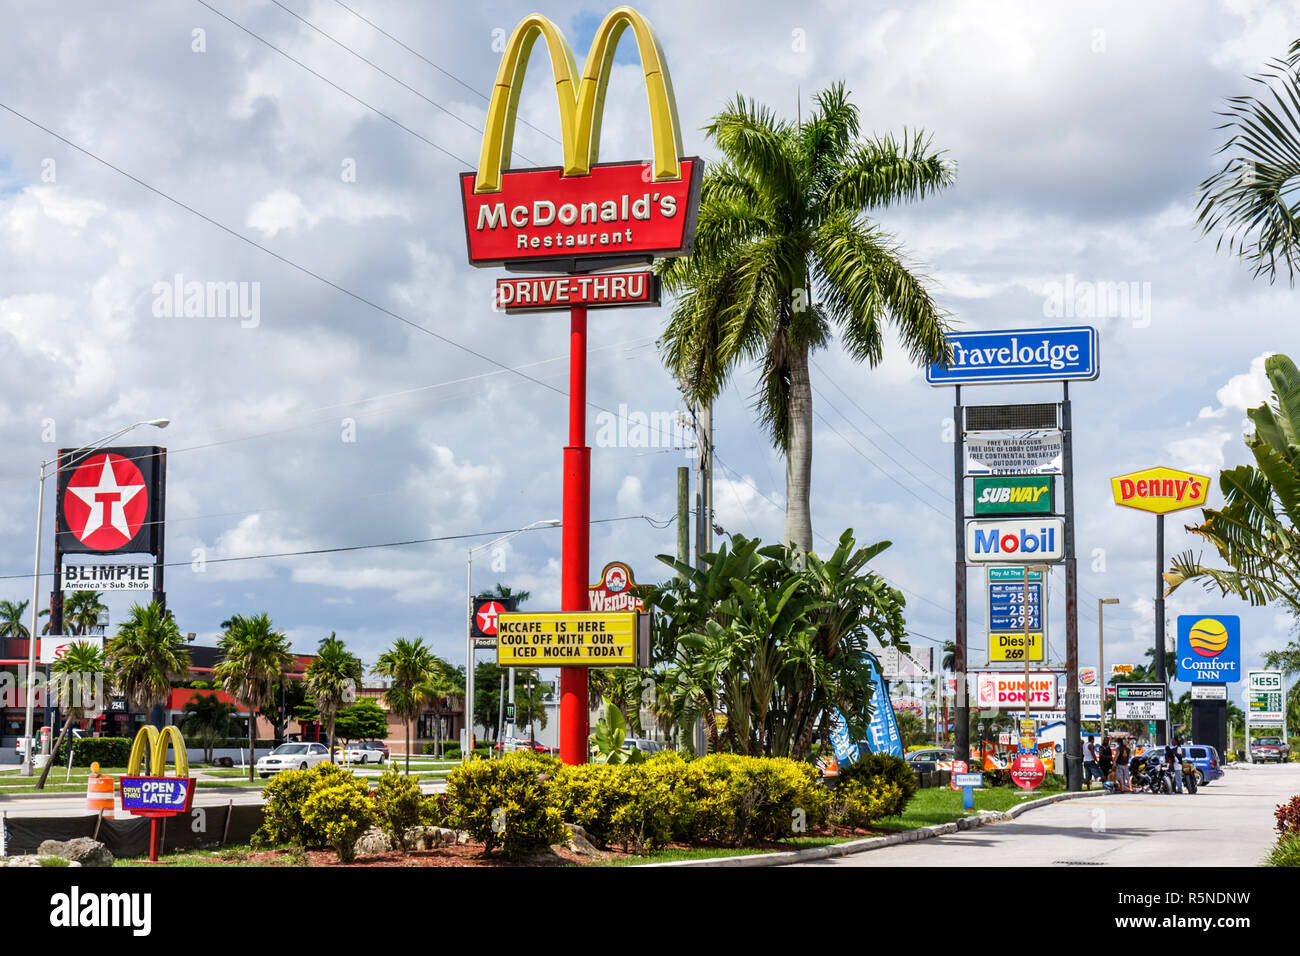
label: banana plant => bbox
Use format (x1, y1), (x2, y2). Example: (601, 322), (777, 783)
(1168, 354), (1300, 613)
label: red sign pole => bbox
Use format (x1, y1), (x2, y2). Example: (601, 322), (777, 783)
(559, 305), (591, 765)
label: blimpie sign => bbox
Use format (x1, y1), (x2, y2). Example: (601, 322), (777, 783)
(61, 564), (153, 591)
(1110, 466), (1210, 515)
(496, 271), (660, 313)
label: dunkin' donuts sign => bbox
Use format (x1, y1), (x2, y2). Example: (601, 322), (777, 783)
(974, 673), (1058, 710)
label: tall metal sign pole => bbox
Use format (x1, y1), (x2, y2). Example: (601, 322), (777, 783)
(1109, 465), (1211, 748)
(953, 387), (968, 763)
(928, 326), (1098, 791)
(460, 7), (701, 765)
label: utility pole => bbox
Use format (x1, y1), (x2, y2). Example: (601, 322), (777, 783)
(676, 465), (691, 755)
(693, 402), (713, 756)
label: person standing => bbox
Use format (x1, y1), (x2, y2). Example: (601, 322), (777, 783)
(1099, 735), (1114, 791)
(1166, 737), (1185, 794)
(1115, 740), (1132, 792)
(1084, 735), (1101, 789)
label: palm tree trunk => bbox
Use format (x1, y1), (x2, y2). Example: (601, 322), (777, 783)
(36, 717), (76, 790)
(327, 713), (336, 764)
(783, 343), (814, 552)
(405, 718), (411, 775)
(247, 707), (256, 783)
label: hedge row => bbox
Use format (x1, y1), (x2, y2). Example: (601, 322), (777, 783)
(444, 750), (917, 858)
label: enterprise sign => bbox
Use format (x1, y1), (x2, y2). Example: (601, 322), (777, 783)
(927, 326), (1099, 386)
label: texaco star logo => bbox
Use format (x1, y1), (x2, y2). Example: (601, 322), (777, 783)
(476, 600), (506, 637)
(62, 453), (149, 550)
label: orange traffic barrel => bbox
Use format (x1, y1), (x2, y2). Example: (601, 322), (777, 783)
(86, 761), (115, 812)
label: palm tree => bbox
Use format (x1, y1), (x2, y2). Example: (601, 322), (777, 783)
(659, 82), (953, 550)
(0, 599), (29, 639)
(1196, 40), (1300, 284)
(374, 638), (444, 774)
(37, 640), (109, 789)
(106, 601), (189, 731)
(214, 614), (292, 782)
(1167, 354), (1300, 613)
(62, 590), (108, 636)
(179, 693), (241, 764)
(303, 633), (362, 763)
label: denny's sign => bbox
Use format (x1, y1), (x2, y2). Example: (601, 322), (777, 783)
(1110, 466), (1210, 515)
(460, 7), (702, 270)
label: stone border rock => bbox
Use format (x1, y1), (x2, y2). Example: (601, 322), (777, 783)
(638, 789), (1107, 868)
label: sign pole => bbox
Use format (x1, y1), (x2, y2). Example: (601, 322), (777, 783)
(559, 304), (591, 765)
(1062, 383), (1082, 791)
(954, 386), (969, 764)
(1023, 571), (1031, 723)
(1154, 512), (1167, 747)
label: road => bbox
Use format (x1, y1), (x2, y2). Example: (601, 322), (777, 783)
(802, 763), (1298, 867)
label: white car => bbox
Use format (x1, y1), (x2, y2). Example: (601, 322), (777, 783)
(339, 741), (388, 764)
(257, 742), (331, 777)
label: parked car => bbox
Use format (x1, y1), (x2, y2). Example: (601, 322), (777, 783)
(493, 736), (552, 753)
(339, 740), (388, 764)
(624, 738), (660, 754)
(257, 742), (331, 777)
(906, 748), (955, 771)
(1251, 736), (1290, 764)
(1183, 744), (1223, 785)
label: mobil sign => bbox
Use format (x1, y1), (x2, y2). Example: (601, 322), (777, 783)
(966, 518), (1065, 563)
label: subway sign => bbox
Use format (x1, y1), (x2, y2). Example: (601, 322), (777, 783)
(965, 518), (1065, 563)
(973, 476), (1054, 516)
(1110, 466), (1210, 515)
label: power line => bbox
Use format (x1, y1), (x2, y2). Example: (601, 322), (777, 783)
(192, 0), (478, 168)
(0, 514), (674, 582)
(810, 356), (952, 486)
(265, 0), (525, 157)
(331, 0), (562, 146)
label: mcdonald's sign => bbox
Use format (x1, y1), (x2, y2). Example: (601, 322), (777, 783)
(120, 725), (196, 815)
(460, 6), (702, 270)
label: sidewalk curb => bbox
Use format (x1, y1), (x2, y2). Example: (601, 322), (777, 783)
(637, 789), (1108, 868)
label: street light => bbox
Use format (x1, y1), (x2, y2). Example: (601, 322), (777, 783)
(463, 519), (559, 761)
(1098, 597), (1120, 734)
(20, 419), (169, 775)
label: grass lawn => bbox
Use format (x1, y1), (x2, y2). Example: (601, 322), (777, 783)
(117, 844), (305, 868)
(873, 783), (1067, 831)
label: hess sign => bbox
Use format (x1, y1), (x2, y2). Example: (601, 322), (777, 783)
(460, 8), (702, 271)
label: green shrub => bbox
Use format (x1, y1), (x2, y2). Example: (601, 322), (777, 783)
(839, 753), (917, 817)
(375, 765), (432, 852)
(302, 776), (375, 862)
(828, 779), (901, 830)
(70, 737), (132, 768)
(445, 751), (567, 858)
(444, 748), (462, 760)
(557, 753), (685, 851)
(254, 761), (364, 849)
(1266, 833), (1300, 867)
(421, 740), (460, 755)
(688, 754), (828, 845)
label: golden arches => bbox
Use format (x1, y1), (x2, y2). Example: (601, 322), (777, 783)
(474, 6), (683, 193)
(128, 724), (189, 777)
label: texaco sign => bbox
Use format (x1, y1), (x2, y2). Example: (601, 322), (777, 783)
(56, 446), (164, 555)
